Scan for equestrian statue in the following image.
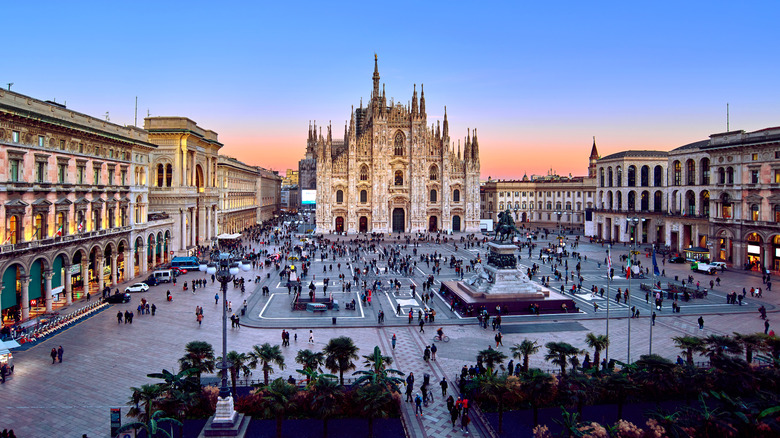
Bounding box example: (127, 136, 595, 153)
(494, 209, 519, 243)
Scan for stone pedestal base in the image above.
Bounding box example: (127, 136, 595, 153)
(199, 396, 249, 438)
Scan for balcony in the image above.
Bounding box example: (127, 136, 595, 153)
(0, 226, 131, 255)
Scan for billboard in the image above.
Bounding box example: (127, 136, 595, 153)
(301, 190, 316, 205)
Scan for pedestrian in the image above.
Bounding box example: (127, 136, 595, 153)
(215, 293, 219, 304)
(419, 318, 425, 333)
(57, 345, 64, 363)
(50, 347, 57, 364)
(0, 363, 7, 383)
(430, 343, 437, 360)
(151, 304, 156, 316)
(446, 394, 455, 413)
(391, 333, 397, 350)
(197, 313, 203, 326)
(765, 319, 771, 335)
(117, 311, 123, 324)
(423, 346, 431, 362)
(652, 312, 656, 326)
(461, 412, 471, 434)
(450, 404, 459, 428)
(308, 329, 314, 344)
(698, 316, 704, 330)
(415, 393, 423, 416)
(440, 377, 448, 397)
(495, 332, 503, 346)
(405, 380, 414, 402)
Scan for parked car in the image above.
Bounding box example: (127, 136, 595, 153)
(142, 276, 159, 287)
(710, 262, 727, 271)
(126, 283, 150, 293)
(105, 292, 131, 304)
(669, 256, 686, 263)
(171, 267, 187, 275)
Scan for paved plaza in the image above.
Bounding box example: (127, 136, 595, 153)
(0, 231, 774, 437)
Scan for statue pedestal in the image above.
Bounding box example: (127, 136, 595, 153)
(471, 242, 547, 298)
(198, 396, 249, 437)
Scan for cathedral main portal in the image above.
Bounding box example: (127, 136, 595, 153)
(392, 208, 405, 233)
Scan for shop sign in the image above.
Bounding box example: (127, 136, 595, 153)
(69, 265, 81, 274)
(110, 407, 122, 436)
(748, 244, 761, 255)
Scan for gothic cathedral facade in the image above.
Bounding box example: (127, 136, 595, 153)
(313, 56, 481, 234)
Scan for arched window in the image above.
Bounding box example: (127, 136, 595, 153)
(628, 191, 636, 211)
(751, 204, 760, 221)
(726, 167, 734, 184)
(394, 170, 403, 186)
(640, 191, 649, 211)
(336, 190, 344, 203)
(607, 167, 613, 187)
(360, 165, 368, 181)
(718, 168, 725, 184)
(653, 191, 663, 212)
(673, 161, 682, 186)
(654, 165, 663, 187)
(701, 191, 710, 217)
(34, 213, 45, 240)
(775, 205, 780, 222)
(617, 191, 623, 210)
(616, 166, 622, 187)
(430, 190, 437, 203)
(700, 158, 710, 185)
(721, 193, 732, 218)
(157, 164, 164, 187)
(453, 189, 460, 202)
(429, 165, 438, 181)
(627, 165, 636, 187)
(607, 192, 613, 210)
(360, 190, 367, 203)
(394, 132, 404, 156)
(546, 201, 552, 210)
(8, 215, 19, 244)
(56, 212, 66, 236)
(686, 159, 696, 185)
(166, 164, 173, 187)
(640, 166, 649, 187)
(600, 168, 605, 187)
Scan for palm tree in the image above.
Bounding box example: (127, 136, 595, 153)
(703, 334, 743, 364)
(584, 333, 609, 370)
(217, 351, 252, 395)
(733, 332, 764, 364)
(260, 378, 298, 438)
(127, 384, 163, 424)
(118, 410, 182, 438)
(521, 369, 555, 426)
(323, 336, 359, 385)
(178, 340, 215, 385)
(147, 368, 199, 419)
(310, 374, 345, 438)
(355, 383, 394, 438)
(248, 343, 286, 386)
(605, 371, 638, 419)
(353, 346, 405, 391)
(672, 335, 705, 365)
(544, 342, 582, 377)
(296, 349, 325, 385)
(510, 340, 541, 374)
(477, 347, 508, 373)
(473, 373, 520, 433)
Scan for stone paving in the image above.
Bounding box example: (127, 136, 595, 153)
(0, 231, 775, 437)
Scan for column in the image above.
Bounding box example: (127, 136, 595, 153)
(190, 208, 196, 247)
(44, 270, 53, 312)
(111, 253, 118, 286)
(64, 267, 72, 305)
(97, 257, 104, 293)
(20, 275, 30, 321)
(125, 249, 133, 282)
(213, 206, 219, 239)
(180, 210, 187, 251)
(81, 261, 89, 296)
(140, 245, 148, 275)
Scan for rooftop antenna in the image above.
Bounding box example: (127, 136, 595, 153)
(105, 112, 110, 122)
(147, 109, 151, 117)
(6, 83, 13, 91)
(726, 103, 730, 131)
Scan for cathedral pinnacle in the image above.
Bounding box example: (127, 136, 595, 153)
(412, 84, 418, 115)
(372, 54, 380, 102)
(420, 83, 425, 115)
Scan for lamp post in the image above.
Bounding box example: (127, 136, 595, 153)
(605, 245, 612, 363)
(202, 251, 250, 430)
(556, 210, 563, 237)
(626, 216, 643, 364)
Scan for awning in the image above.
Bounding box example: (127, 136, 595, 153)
(1, 340, 21, 349)
(217, 233, 242, 240)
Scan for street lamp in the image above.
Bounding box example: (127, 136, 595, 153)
(204, 251, 250, 426)
(556, 210, 563, 237)
(626, 216, 643, 364)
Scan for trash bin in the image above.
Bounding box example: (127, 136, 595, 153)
(267, 273, 271, 278)
(332, 317, 337, 325)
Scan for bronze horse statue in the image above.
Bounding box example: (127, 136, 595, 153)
(494, 210, 519, 243)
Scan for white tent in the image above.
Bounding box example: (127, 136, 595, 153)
(216, 233, 241, 240)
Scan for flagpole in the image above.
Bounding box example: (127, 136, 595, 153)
(605, 245, 611, 364)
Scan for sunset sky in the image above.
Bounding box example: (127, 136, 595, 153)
(4, 1, 779, 180)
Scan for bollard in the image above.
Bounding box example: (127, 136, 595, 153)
(332, 317, 337, 325)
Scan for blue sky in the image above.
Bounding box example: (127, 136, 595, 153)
(3, 1, 779, 178)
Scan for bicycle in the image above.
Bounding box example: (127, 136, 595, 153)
(433, 334, 450, 343)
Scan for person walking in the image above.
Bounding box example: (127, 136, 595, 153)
(450, 401, 459, 427)
(419, 318, 425, 333)
(57, 345, 64, 363)
(430, 343, 437, 361)
(50, 348, 57, 364)
(214, 293, 219, 304)
(414, 393, 423, 416)
(698, 316, 704, 330)
(197, 313, 203, 326)
(308, 330, 314, 344)
(405, 380, 414, 402)
(151, 304, 156, 316)
(391, 333, 397, 350)
(765, 319, 771, 335)
(117, 311, 123, 324)
(461, 412, 471, 434)
(440, 377, 448, 397)
(495, 332, 503, 347)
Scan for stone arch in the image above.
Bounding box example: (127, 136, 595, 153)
(394, 131, 405, 156)
(196, 164, 205, 190)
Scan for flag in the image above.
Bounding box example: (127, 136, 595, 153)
(3, 230, 13, 244)
(55, 224, 63, 237)
(626, 255, 632, 279)
(77, 221, 84, 233)
(652, 247, 660, 277)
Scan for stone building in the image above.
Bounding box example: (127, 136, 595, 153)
(145, 117, 220, 254)
(314, 56, 481, 234)
(257, 167, 282, 223)
(297, 137, 316, 211)
(0, 89, 172, 321)
(217, 156, 259, 234)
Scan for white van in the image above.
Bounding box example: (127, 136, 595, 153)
(153, 269, 173, 283)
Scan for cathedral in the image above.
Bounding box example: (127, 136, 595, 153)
(311, 56, 481, 234)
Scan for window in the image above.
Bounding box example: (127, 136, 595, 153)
(751, 204, 760, 221)
(394, 132, 404, 156)
(93, 167, 101, 185)
(394, 170, 403, 186)
(600, 168, 605, 187)
(654, 165, 663, 187)
(108, 168, 115, 185)
(35, 160, 46, 183)
(33, 213, 45, 240)
(59, 140, 66, 150)
(429, 165, 438, 180)
(453, 189, 460, 202)
(752, 153, 759, 161)
(336, 190, 344, 203)
(776, 151, 780, 159)
(607, 167, 613, 187)
(627, 165, 636, 187)
(121, 169, 127, 185)
(38, 136, 45, 147)
(165, 164, 172, 187)
(157, 164, 164, 187)
(57, 162, 67, 183)
(430, 189, 437, 203)
(701, 158, 710, 185)
(360, 165, 368, 181)
(775, 205, 780, 223)
(8, 216, 19, 244)
(686, 160, 695, 185)
(9, 158, 21, 182)
(56, 212, 66, 236)
(360, 190, 367, 203)
(640, 165, 649, 187)
(78, 143, 84, 153)
(751, 170, 759, 184)
(77, 166, 85, 184)
(726, 167, 734, 184)
(673, 161, 681, 186)
(775, 170, 780, 184)
(616, 166, 622, 187)
(12, 131, 20, 143)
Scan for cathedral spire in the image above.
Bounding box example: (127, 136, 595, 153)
(464, 129, 472, 164)
(420, 84, 425, 115)
(442, 106, 449, 140)
(457, 139, 461, 160)
(590, 136, 599, 159)
(588, 135, 600, 178)
(381, 84, 386, 112)
(472, 128, 480, 162)
(411, 84, 418, 116)
(372, 54, 380, 102)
